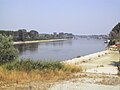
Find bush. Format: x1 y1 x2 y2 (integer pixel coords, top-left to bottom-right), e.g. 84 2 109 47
0 34 18 64
3 59 82 73
3 59 65 72
108 40 115 45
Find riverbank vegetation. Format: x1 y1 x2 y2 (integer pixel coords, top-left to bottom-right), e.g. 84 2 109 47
0 59 82 83
0 34 18 64
108 23 120 75
0 34 82 86
109 23 120 46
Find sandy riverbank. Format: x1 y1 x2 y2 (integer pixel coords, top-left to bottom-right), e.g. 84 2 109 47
13 39 67 44
63 50 111 65
49 50 120 90
1 50 119 90
63 50 119 74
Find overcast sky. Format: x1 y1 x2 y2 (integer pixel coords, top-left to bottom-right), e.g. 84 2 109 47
0 0 120 35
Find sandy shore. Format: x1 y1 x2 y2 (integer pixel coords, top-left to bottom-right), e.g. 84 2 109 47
49 50 120 90
1 46 119 90
13 39 67 44
1 50 120 90
63 50 119 75
63 50 111 65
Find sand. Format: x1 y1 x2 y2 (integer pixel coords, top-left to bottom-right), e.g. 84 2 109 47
13 39 67 44
63 50 111 65
86 67 118 74
49 50 120 90
48 81 120 90
46 50 120 90
48 72 120 90
63 50 120 75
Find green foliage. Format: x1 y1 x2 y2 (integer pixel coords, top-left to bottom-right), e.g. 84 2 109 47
117 60 120 75
3 59 65 72
0 34 18 64
108 40 116 45
109 23 120 39
0 30 40 41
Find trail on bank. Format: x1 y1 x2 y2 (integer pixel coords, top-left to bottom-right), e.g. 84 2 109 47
48 76 120 90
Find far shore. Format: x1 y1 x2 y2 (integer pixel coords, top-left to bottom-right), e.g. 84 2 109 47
13 39 67 45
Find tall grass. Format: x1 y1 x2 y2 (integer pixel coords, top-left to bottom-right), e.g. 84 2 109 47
3 59 65 71
0 59 82 83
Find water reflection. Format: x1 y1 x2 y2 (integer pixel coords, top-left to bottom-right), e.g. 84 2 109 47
15 40 73 54
41 39 72 46
14 39 106 61
14 43 39 54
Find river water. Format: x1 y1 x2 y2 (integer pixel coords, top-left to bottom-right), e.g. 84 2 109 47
15 38 107 61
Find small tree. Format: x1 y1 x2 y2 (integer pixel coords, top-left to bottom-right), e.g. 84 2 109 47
0 34 18 64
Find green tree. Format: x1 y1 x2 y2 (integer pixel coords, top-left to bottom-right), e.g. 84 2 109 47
0 34 18 64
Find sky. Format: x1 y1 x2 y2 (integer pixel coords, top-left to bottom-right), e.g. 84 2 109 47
0 0 120 35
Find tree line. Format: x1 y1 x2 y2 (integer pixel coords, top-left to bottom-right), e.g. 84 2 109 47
0 29 74 41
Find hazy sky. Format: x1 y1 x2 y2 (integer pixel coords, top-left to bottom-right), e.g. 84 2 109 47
0 0 120 35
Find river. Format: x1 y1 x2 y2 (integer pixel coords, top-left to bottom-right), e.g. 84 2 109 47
15 38 107 61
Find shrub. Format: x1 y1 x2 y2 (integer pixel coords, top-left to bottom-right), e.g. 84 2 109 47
0 34 18 64
108 40 115 46
3 59 65 72
3 59 82 73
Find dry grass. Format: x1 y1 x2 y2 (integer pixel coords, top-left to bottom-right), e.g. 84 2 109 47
0 64 82 87
0 60 82 89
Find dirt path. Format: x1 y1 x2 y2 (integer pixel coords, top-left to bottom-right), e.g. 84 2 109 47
48 80 120 90
48 72 120 90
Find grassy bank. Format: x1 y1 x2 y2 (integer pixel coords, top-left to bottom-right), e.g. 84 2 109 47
0 59 82 84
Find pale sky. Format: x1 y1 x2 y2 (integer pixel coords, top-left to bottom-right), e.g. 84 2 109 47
0 0 120 35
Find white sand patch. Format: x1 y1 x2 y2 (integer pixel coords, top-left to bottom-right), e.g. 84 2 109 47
48 81 119 90
13 39 67 44
86 67 118 74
